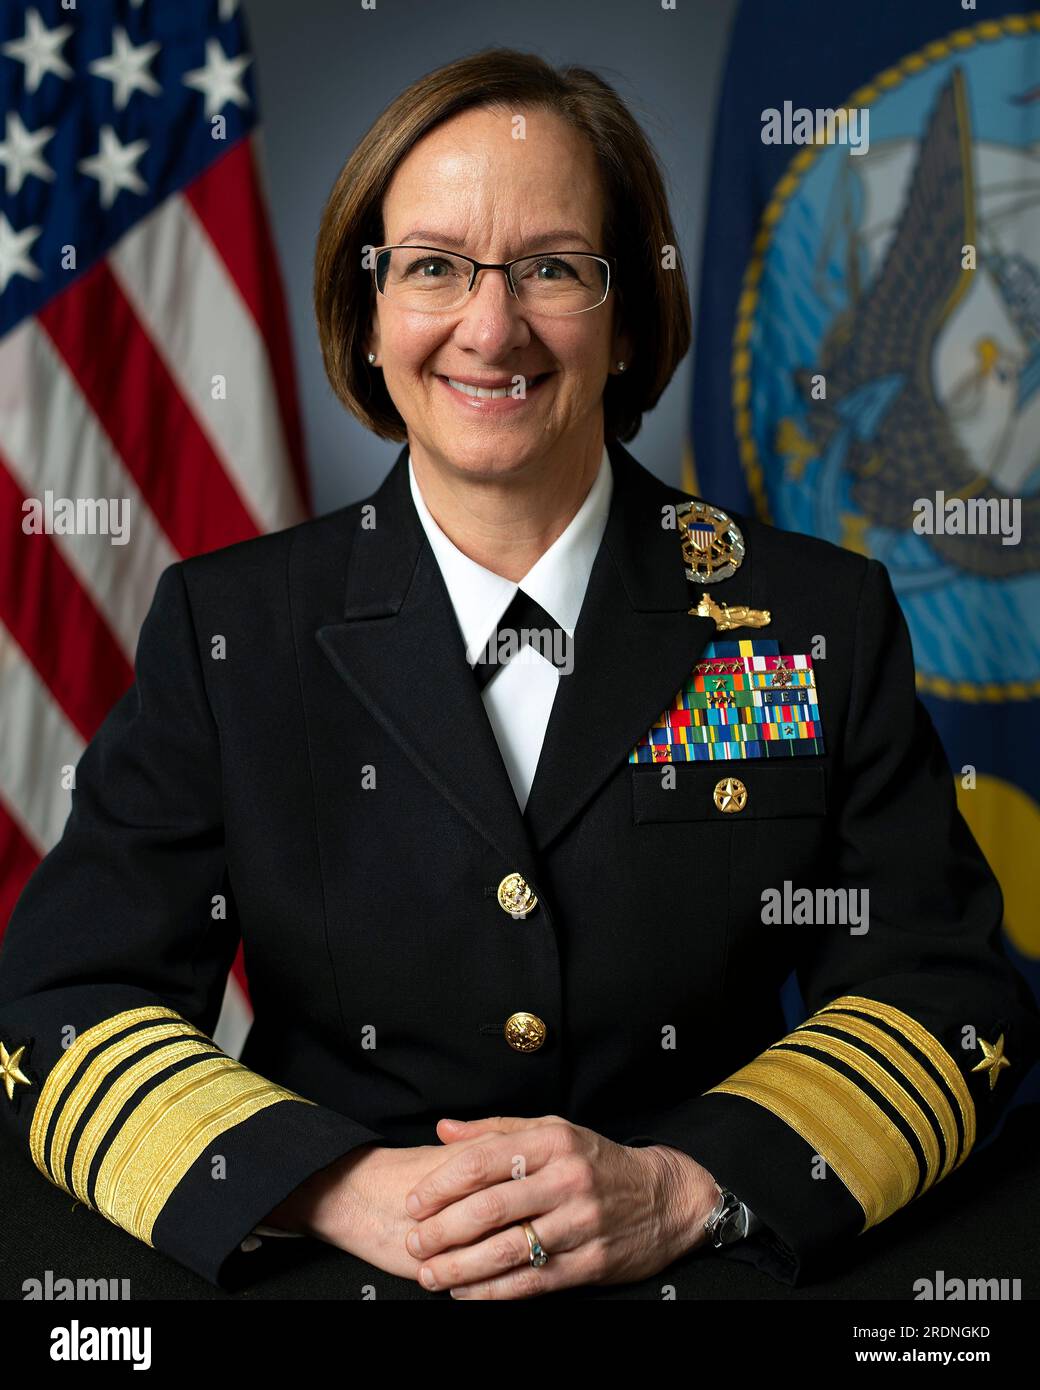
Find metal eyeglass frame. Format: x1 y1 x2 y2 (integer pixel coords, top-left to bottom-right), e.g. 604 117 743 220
370 244 616 315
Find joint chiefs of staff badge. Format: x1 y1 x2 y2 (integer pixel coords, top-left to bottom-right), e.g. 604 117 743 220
676 500 746 583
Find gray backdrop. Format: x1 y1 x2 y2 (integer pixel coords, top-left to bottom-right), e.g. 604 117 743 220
242 0 738 513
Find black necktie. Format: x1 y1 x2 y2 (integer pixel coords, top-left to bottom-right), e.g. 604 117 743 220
471 589 571 692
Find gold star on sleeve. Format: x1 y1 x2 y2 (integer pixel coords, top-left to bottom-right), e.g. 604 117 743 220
970 1034 1010 1091
1 1040 32 1101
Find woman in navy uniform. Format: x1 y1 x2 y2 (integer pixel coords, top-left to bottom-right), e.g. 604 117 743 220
1 48 1038 1300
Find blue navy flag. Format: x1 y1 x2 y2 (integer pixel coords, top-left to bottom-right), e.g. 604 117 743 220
692 0 1040 1104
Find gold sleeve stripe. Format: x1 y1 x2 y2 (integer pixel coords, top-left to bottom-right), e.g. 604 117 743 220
94 1057 310 1244
707 1047 919 1230
816 995 975 1165
97 1055 251 1215
135 1079 309 1242
781 1028 941 1194
30 1006 185 1176
71 1038 222 1204
797 1011 961 1182
49 1022 210 1193
29 1006 319 1251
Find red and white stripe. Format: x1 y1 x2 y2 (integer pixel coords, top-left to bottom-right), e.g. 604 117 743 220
1 134 308 1054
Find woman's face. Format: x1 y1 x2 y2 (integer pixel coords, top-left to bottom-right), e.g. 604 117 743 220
368 105 629 481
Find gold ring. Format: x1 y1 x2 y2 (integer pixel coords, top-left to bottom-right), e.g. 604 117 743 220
523 1221 549 1268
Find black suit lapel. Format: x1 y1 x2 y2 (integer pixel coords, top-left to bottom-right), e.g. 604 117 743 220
315 437 758 865
520 439 756 852
315 444 537 870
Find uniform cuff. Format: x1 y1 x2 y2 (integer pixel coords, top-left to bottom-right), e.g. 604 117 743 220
624 994 978 1282
22 1005 383 1286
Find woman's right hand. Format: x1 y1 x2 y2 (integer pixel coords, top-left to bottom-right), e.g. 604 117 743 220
263 1138 494 1281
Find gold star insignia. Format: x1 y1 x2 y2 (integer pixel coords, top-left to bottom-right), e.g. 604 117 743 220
713 776 748 813
1 1040 31 1101
970 1034 1010 1091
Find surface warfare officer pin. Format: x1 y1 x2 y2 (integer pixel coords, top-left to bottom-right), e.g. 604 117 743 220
676 500 771 632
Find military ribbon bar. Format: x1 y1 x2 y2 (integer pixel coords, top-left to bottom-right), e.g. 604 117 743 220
629 640 825 762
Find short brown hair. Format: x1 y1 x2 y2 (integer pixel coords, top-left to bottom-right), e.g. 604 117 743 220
313 47 691 443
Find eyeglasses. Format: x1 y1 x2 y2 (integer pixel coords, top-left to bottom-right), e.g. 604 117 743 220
370 245 614 316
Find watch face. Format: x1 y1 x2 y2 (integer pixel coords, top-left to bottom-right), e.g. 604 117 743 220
718 1210 744 1245
710 1197 747 1247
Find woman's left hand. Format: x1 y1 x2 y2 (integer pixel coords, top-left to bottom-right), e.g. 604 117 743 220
402 1114 719 1298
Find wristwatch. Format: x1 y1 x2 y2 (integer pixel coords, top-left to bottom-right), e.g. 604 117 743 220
703 1180 759 1248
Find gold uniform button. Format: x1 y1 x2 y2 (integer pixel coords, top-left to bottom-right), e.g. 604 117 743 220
497 872 538 917
504 1012 546 1052
713 776 748 813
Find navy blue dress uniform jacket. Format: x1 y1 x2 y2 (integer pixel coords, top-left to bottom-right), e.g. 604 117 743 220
1 438 1038 1290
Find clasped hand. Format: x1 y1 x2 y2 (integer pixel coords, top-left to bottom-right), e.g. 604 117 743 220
268 1113 718 1298
398 1114 717 1298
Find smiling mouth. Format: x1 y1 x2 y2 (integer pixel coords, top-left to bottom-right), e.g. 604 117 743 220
439 373 553 399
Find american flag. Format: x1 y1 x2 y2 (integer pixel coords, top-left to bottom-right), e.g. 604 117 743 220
0 0 309 1052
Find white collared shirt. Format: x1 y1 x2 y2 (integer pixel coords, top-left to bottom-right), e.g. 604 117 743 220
407 446 613 811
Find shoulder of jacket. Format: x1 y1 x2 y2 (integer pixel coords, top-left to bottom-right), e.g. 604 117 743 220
737 511 873 583
175 500 368 595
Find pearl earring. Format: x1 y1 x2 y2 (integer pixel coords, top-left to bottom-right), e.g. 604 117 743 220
616 361 627 372
367 352 377 364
